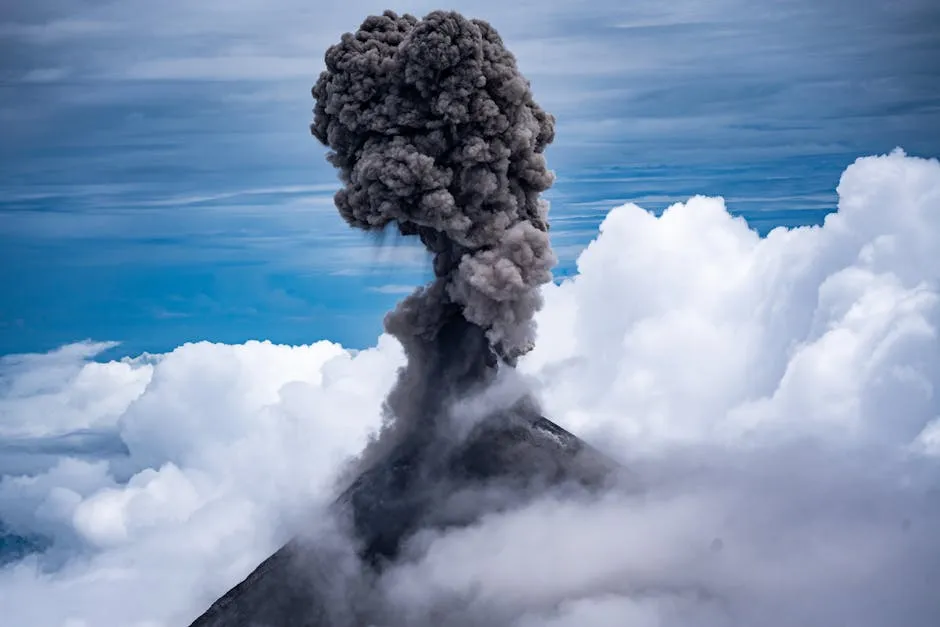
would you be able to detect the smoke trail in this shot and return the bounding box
[311,11,556,451]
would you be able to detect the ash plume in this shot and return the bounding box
[311,10,557,452]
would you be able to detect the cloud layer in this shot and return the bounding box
[1,149,939,626]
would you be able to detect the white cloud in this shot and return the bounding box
[134,185,339,208]
[20,68,69,83]
[0,20,117,44]
[369,284,420,295]
[116,56,316,82]
[0,341,149,439]
[524,148,939,450]
[0,337,404,625]
[1,150,939,625]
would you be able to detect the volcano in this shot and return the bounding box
[187,321,617,626]
[186,11,593,624]
[187,410,616,627]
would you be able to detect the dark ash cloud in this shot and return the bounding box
[311,9,557,461]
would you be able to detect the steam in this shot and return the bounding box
[310,10,557,447]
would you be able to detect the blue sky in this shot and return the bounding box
[2,0,938,357]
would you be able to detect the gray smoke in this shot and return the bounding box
[306,11,563,618]
[311,10,556,391]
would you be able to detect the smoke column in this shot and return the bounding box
[311,10,557,454]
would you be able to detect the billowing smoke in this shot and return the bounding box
[310,10,556,453]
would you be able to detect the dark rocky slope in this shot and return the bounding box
[188,409,615,627]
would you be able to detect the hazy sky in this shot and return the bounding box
[1,0,938,356]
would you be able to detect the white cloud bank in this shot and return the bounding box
[1,149,938,626]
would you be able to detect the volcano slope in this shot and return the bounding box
[187,320,617,627]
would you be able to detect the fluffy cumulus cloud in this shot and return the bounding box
[1,149,939,626]
[0,338,404,626]
[525,148,940,451]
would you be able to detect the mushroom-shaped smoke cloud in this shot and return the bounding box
[311,10,556,373]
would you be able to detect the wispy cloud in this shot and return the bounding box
[368,284,418,295]
[116,56,316,82]
[0,19,117,44]
[135,185,339,207]
[19,67,69,83]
